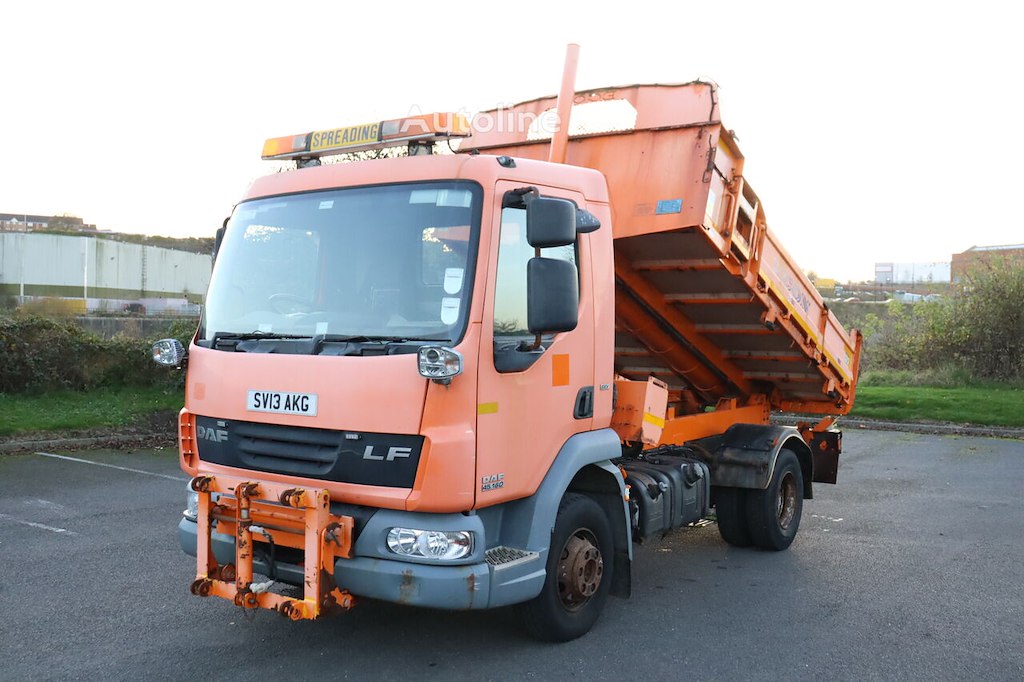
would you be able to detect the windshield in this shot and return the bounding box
[201,181,482,346]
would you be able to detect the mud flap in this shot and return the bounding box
[810,429,841,484]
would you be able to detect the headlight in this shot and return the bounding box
[386,527,473,561]
[417,346,463,384]
[183,490,199,521]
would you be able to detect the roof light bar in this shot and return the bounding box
[261,112,471,161]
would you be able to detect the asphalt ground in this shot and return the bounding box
[1,430,1022,681]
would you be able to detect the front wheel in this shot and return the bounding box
[518,493,613,642]
[745,449,804,551]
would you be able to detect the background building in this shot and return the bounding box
[0,232,211,314]
[951,244,1024,282]
[873,261,950,285]
[0,213,51,231]
[0,213,97,232]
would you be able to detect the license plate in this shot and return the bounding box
[247,390,318,416]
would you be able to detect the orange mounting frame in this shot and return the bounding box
[658,396,771,446]
[189,474,355,621]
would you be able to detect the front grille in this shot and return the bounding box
[235,421,340,477]
[194,416,424,488]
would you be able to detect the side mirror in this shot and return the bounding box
[527,257,578,333]
[152,338,187,368]
[527,196,576,248]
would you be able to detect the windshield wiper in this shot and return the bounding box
[213,331,310,342]
[314,334,450,344]
[209,331,451,355]
[211,331,313,352]
[311,334,450,354]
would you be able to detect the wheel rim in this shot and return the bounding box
[776,472,798,530]
[556,529,604,612]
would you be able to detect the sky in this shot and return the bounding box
[2,0,1022,282]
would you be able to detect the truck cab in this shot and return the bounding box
[173,149,632,638]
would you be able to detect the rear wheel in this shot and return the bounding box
[745,449,803,550]
[715,487,752,547]
[519,493,612,642]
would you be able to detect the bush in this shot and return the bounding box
[856,263,1024,383]
[858,367,975,388]
[859,299,955,372]
[949,264,1024,381]
[0,314,191,394]
[18,297,86,318]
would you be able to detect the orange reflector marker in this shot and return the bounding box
[178,409,198,476]
[551,354,570,387]
[261,133,311,159]
[261,113,472,161]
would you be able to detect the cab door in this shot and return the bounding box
[474,181,596,506]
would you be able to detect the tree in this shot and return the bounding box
[948,262,1024,381]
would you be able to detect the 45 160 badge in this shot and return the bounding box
[481,473,505,491]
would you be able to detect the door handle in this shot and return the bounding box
[573,386,594,419]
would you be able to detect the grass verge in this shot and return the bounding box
[0,387,182,437]
[850,385,1024,428]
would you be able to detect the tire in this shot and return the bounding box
[745,449,803,551]
[715,487,752,547]
[518,493,613,642]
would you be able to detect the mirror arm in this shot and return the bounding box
[523,242,544,351]
[502,186,538,209]
[214,218,228,261]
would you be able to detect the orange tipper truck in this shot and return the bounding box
[152,46,861,641]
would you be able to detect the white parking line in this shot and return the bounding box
[0,512,79,536]
[35,452,187,482]
[26,498,68,512]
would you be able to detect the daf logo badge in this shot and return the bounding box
[197,425,228,443]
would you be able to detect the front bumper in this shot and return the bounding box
[178,515,544,610]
